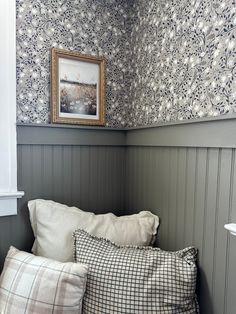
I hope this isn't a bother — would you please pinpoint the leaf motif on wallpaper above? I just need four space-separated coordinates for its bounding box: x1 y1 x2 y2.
129 0 236 126
207 34 215 40
16 0 133 127
16 0 236 127
208 93 215 99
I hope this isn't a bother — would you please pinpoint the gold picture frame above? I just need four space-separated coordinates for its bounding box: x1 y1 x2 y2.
51 48 105 126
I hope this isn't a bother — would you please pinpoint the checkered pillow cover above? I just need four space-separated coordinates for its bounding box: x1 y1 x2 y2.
0 246 88 314
74 229 199 314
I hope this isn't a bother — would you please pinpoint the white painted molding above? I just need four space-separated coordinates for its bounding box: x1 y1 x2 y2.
0 192 25 200
0 0 24 216
224 224 236 237
0 199 18 217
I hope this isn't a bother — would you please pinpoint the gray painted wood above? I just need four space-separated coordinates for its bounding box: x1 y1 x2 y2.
19 118 236 148
126 119 236 148
17 124 126 146
175 148 187 250
213 149 232 314
125 145 236 314
200 148 218 313
1 123 236 314
0 142 126 272
16 144 126 214
184 148 197 247
226 150 236 314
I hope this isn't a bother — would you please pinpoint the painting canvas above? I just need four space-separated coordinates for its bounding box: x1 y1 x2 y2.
51 48 105 125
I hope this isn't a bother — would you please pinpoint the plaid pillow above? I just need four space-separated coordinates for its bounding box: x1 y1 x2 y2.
0 246 88 314
74 229 199 314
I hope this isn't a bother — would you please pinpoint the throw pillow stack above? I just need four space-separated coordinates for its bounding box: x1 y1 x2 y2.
0 199 199 313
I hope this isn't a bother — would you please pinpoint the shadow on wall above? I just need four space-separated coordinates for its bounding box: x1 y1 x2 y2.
197 266 214 314
155 219 213 313
0 200 34 272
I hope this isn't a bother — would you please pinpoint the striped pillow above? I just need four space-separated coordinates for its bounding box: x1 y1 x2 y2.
0 246 88 314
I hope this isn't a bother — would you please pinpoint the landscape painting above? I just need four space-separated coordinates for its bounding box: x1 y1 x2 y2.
60 79 97 116
51 48 105 125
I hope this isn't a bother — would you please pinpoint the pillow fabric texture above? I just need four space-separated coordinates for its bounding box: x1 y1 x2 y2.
73 229 199 314
28 199 159 262
0 246 88 314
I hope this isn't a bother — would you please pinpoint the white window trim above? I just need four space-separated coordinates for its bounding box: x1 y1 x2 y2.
0 0 24 216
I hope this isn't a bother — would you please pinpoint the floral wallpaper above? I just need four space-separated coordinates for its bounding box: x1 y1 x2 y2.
16 0 133 127
129 0 236 127
16 0 236 127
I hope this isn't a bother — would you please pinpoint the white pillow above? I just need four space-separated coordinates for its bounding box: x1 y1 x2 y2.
0 246 88 314
28 199 159 262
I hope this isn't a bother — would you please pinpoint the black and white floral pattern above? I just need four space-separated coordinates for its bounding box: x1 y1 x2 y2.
16 0 236 127
129 0 236 126
16 0 133 127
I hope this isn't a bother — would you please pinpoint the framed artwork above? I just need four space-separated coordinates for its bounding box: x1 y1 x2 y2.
51 48 105 125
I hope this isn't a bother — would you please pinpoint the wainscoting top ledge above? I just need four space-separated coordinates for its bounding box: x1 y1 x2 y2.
16 123 126 131
18 116 236 148
17 124 126 146
126 117 236 148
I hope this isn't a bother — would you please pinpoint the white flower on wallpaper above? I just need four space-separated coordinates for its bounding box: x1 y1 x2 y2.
16 0 133 127
129 0 236 127
16 0 236 127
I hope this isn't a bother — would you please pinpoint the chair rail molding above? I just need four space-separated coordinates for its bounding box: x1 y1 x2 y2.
0 0 24 216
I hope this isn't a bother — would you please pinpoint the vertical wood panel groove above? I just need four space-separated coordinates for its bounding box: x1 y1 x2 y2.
41 145 44 197
11 141 236 314
71 146 75 205
62 146 65 202
174 148 180 248
224 149 235 314
226 148 236 314
183 148 189 247
212 148 221 302
167 148 171 249
216 149 232 314
193 148 199 244
52 146 55 199
159 148 164 243
70 145 73 203
202 148 209 264
185 148 197 247
125 145 236 314
16 144 125 214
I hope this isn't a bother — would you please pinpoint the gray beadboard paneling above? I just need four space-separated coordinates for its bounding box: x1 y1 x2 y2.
0 127 126 272
17 144 126 213
125 145 236 314
1 123 236 314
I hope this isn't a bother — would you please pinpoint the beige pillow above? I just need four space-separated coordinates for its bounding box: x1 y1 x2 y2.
0 246 88 314
28 199 159 262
